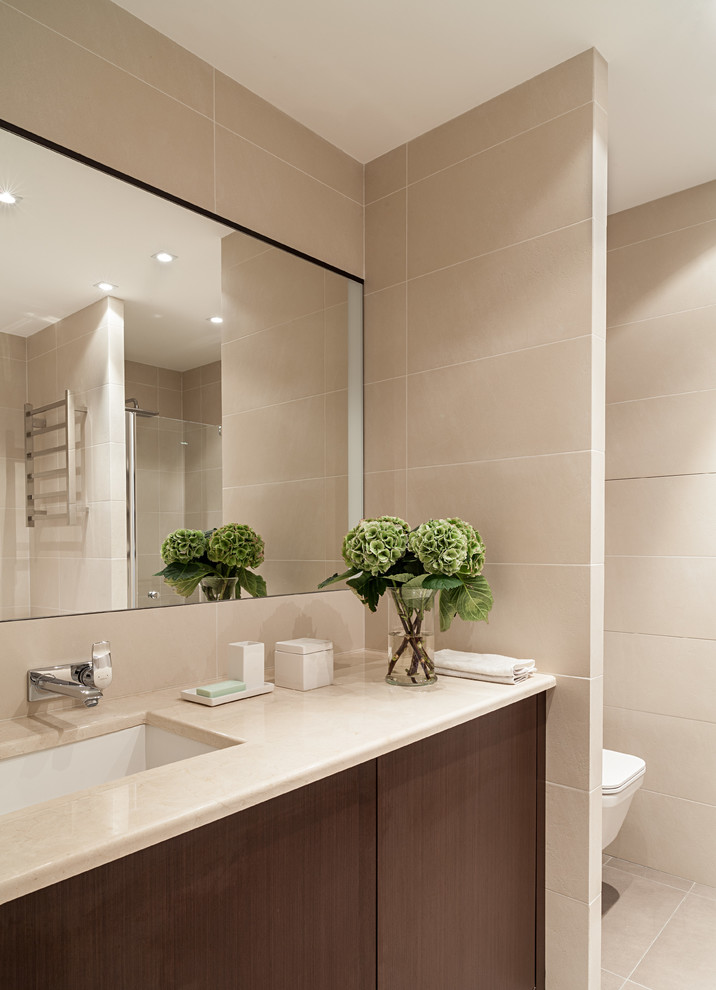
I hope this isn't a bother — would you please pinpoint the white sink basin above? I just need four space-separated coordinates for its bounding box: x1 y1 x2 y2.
0 724 235 817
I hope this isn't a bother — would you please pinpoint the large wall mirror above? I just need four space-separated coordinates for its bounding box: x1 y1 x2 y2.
0 126 363 621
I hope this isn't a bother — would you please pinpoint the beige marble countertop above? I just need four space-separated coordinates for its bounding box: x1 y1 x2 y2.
0 654 555 905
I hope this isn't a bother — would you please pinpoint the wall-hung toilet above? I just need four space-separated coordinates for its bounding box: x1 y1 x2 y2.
602 749 646 849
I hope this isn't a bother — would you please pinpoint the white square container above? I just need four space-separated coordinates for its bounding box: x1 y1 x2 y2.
274 638 333 691
227 641 265 690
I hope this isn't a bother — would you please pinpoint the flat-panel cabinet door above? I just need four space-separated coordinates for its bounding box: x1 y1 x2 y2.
377 698 540 990
0 761 377 990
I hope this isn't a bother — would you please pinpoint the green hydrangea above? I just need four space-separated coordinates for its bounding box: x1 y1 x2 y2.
160 528 206 565
207 523 264 570
408 518 469 575
342 516 410 575
446 517 486 576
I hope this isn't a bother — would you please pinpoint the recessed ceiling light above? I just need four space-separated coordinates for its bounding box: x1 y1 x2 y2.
94 281 117 292
207 316 223 324
152 251 177 263
0 191 21 205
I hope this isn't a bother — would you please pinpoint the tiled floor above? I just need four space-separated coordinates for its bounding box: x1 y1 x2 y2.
601 856 716 990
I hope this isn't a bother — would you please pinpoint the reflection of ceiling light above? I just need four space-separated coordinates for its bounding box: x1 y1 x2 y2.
0 191 21 205
152 251 176 263
94 281 117 292
208 316 223 324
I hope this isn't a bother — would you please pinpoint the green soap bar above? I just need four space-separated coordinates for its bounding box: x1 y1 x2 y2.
196 679 246 698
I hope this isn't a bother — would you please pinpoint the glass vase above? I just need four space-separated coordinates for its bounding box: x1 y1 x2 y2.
200 576 238 602
386 586 437 686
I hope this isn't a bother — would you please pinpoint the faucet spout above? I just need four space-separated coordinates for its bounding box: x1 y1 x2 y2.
30 672 102 707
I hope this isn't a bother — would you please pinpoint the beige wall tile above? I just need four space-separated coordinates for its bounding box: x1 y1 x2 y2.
215 125 362 277
222 314 324 415
407 221 594 373
181 388 201 424
364 189 406 292
323 475 348 561
222 396 324 487
220 230 271 272
325 390 348 477
156 387 181 419
364 378 406 474
608 220 716 328
408 49 598 183
200 384 221 426
157 367 181 391
10 0 215 117
546 783 602 901
125 360 157 387
407 452 593 565
25 325 55 361
200 361 222 386
0 356 26 410
408 104 594 278
546 674 602 790
214 71 362 204
324 303 348 392
0 331 26 362
216 589 364 663
607 306 716 403
604 706 716 805
223 479 324 561
606 475 716 557
365 144 406 204
406 337 593 466
608 178 716 251
255 560 328 597
363 286 407 384
0 4 215 212
364 470 407 520
545 889 601 990
606 391 716 479
605 556 716 639
604 632 716 723
607 789 716 886
221 246 324 342
434 563 594 677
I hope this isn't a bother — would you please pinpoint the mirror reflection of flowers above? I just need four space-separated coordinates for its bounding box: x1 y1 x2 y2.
156 523 267 601
319 516 493 683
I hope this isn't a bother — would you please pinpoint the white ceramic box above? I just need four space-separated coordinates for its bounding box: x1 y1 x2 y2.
227 641 265 690
274 638 333 691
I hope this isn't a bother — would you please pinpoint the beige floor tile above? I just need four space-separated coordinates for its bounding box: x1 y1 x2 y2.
601 972 626 990
632 893 716 990
606 859 693 893
601 866 686 977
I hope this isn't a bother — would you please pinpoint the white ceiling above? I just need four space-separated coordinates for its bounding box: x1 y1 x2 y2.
116 0 716 214
0 129 232 370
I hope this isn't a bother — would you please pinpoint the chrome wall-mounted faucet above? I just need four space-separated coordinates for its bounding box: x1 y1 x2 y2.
27 641 112 709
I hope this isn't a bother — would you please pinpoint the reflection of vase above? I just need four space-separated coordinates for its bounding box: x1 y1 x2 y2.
200 576 238 602
386 586 437 686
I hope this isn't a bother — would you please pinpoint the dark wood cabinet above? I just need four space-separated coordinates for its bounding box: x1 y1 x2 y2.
0 696 544 990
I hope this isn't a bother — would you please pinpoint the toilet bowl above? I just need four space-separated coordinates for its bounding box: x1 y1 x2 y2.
602 749 646 849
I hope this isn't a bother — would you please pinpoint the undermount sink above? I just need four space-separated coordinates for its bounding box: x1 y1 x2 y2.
0 724 237 817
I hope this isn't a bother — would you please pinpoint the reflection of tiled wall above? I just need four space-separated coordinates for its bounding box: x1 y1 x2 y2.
124 360 182 418
182 361 221 426
604 180 716 886
362 50 607 990
27 297 126 615
0 332 29 619
220 231 348 596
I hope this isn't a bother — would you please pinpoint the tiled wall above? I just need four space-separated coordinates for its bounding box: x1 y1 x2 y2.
363 50 607 990
0 333 29 619
604 180 716 885
220 230 348 596
182 361 222 427
27 298 126 615
0 0 362 276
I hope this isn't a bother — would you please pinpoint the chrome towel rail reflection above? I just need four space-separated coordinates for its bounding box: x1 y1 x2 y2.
24 388 87 527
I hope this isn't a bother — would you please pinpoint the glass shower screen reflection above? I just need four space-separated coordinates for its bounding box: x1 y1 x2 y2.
126 410 222 608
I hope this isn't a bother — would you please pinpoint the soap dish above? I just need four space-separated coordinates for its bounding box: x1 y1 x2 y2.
181 682 274 707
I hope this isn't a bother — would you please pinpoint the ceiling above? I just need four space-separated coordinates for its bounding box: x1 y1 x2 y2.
0 128 232 370
115 0 716 214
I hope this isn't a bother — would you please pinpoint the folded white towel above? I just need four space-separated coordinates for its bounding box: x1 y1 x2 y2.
434 649 536 685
